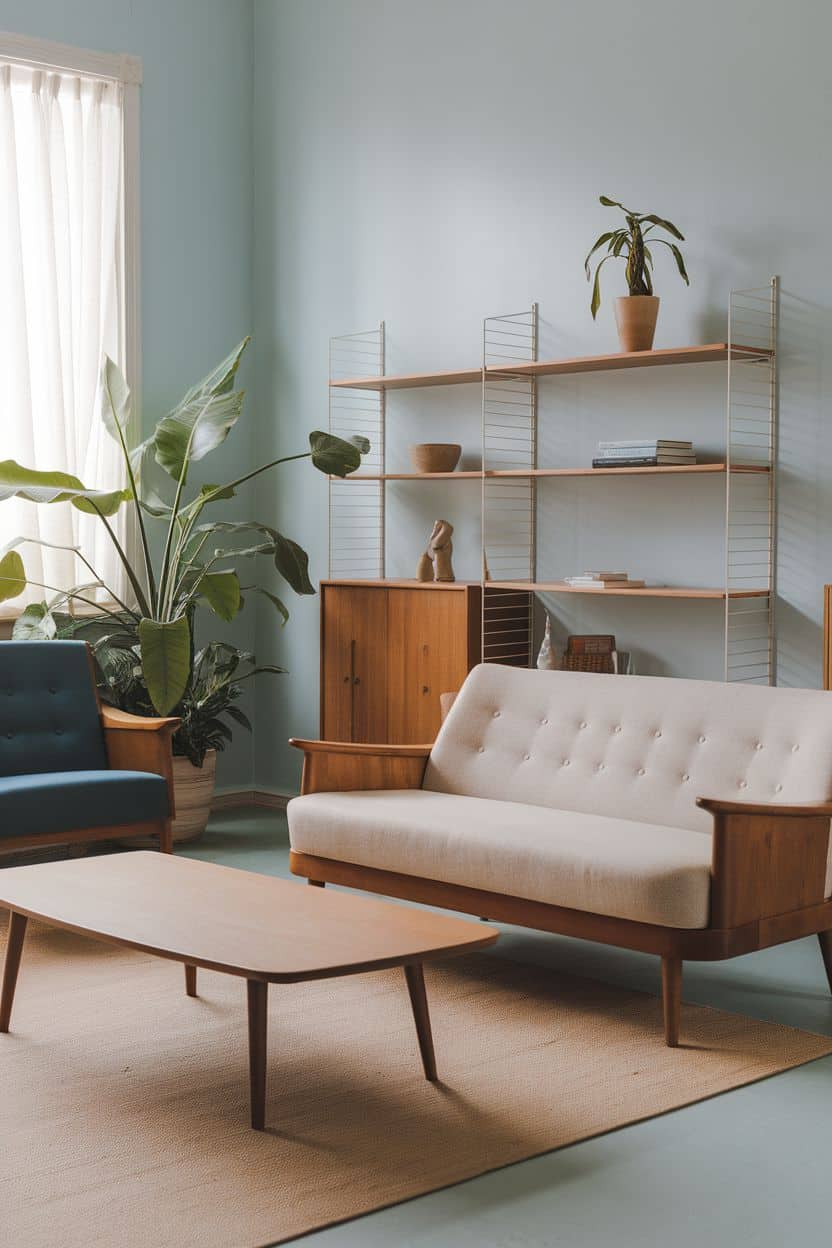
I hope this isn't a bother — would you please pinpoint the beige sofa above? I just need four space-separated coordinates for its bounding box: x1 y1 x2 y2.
288 664 832 1044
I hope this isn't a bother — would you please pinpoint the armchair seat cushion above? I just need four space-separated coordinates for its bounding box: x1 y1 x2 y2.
0 770 169 839
288 789 714 929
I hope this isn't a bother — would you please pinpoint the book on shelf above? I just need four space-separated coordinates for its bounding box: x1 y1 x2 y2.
597 440 693 451
564 574 646 588
592 455 696 468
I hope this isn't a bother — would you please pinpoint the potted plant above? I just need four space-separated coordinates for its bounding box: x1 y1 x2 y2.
584 195 690 352
0 337 367 840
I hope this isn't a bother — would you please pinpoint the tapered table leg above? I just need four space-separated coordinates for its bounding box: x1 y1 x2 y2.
819 930 832 994
662 955 682 1047
0 911 28 1033
247 979 268 1130
404 962 437 1081
185 964 197 997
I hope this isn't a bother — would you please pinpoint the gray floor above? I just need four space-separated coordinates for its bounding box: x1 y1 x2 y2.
185 807 832 1248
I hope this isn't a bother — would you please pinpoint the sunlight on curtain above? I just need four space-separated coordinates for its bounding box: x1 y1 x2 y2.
0 61 127 608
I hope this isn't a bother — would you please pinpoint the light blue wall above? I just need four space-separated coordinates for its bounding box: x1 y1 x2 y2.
0 0 257 786
253 0 832 793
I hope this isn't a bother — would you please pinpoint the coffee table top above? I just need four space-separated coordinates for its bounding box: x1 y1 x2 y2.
0 852 498 982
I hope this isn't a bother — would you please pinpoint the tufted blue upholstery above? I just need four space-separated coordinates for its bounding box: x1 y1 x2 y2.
0 641 107 777
0 770 169 837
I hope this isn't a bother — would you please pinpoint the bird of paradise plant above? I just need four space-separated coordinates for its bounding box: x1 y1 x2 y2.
0 337 367 751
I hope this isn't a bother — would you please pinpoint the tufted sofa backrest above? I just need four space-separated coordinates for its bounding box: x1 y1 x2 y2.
0 641 108 778
423 664 832 833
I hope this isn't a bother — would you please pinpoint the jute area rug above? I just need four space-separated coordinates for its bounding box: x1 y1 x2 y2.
2 914 830 1248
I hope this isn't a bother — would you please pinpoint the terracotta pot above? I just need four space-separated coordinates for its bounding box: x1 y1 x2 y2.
408 443 462 474
614 295 660 353
170 749 217 843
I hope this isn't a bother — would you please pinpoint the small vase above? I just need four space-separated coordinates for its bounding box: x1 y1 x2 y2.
536 614 558 671
614 295 659 352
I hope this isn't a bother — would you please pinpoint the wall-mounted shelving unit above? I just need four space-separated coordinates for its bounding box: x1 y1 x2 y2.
328 278 779 686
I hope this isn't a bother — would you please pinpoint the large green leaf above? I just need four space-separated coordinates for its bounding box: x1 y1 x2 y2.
273 532 314 594
245 585 289 625
11 601 56 640
0 461 129 516
640 214 685 240
0 550 25 602
309 431 369 478
153 339 250 482
200 570 242 621
139 615 191 715
154 389 246 483
99 356 132 446
181 337 250 405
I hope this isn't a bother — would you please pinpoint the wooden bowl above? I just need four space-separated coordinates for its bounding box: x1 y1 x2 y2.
408 443 462 474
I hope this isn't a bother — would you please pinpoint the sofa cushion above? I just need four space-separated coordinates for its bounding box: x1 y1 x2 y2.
424 666 832 846
0 770 169 838
0 641 107 777
288 789 716 929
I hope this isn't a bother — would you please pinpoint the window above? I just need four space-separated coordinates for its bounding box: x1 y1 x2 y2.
0 33 141 610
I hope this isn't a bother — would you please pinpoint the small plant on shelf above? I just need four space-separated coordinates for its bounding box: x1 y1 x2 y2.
584 195 689 352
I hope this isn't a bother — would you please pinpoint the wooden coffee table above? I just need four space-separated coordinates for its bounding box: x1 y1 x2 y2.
0 852 498 1129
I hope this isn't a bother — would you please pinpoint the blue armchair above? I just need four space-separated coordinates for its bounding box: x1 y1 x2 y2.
0 640 178 854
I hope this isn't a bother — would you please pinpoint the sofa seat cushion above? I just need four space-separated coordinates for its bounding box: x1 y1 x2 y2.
288 789 714 929
0 770 169 839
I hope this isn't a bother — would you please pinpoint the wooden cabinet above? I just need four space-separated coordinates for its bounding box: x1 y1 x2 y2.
320 581 482 744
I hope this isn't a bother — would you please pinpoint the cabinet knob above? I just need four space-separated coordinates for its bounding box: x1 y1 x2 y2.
422 685 430 695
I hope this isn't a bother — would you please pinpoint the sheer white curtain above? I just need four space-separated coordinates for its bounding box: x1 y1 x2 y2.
0 61 127 607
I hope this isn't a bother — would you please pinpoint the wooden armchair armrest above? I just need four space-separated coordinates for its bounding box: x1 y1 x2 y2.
101 704 180 815
698 795 832 928
289 738 432 795
101 705 180 734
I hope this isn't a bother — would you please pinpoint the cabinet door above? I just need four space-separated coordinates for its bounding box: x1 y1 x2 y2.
386 589 473 744
321 585 388 742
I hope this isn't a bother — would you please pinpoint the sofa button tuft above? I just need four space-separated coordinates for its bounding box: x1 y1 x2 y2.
738 779 748 789
698 735 706 744
681 773 690 782
478 746 485 754
6 730 13 739
579 721 587 729
653 730 662 739
775 783 783 792
492 710 500 718
755 742 763 751
540 717 549 726
49 686 57 695
637 767 645 776
562 758 570 767
792 744 800 753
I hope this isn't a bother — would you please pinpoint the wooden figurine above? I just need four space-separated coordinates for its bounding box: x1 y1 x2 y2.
416 520 455 583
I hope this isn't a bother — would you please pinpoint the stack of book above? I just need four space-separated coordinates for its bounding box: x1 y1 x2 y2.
592 439 695 468
563 571 646 589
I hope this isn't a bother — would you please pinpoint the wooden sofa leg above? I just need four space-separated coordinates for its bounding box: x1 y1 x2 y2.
661 955 682 1047
159 821 173 854
818 931 832 993
308 879 325 888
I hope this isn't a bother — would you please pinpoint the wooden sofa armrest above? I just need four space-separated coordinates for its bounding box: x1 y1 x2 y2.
698 795 832 928
289 738 432 795
101 704 180 814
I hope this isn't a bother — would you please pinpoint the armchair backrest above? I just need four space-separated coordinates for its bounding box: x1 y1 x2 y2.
0 641 108 777
423 664 832 834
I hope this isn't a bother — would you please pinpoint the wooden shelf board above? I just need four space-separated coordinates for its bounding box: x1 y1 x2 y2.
488 463 768 478
340 471 483 480
331 367 481 391
330 343 772 391
338 463 769 482
487 582 770 600
488 343 773 380
321 578 478 590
